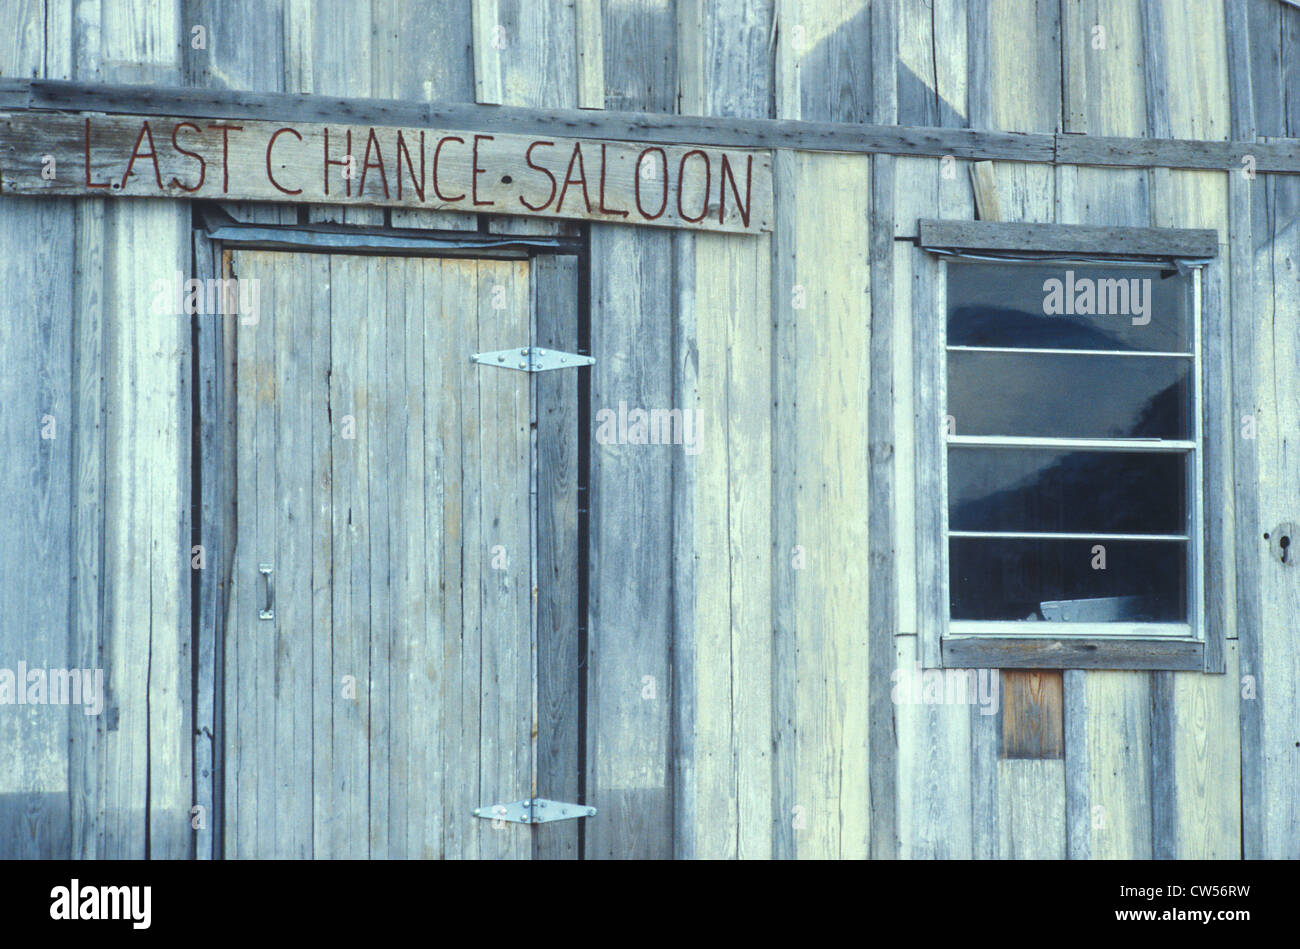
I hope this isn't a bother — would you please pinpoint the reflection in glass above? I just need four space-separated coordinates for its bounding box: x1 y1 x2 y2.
946 260 1192 353
947 351 1192 439
948 448 1187 535
949 538 1187 622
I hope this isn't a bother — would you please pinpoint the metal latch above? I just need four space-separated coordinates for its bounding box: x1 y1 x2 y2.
258 563 274 620
473 798 596 824
471 348 595 372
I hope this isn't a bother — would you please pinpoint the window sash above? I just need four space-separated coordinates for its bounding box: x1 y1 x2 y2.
939 264 1204 639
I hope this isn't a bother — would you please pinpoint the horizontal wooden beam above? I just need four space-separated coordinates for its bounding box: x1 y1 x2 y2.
0 78 1054 163
942 637 1204 671
2 79 1299 173
1055 133 1300 173
918 219 1219 258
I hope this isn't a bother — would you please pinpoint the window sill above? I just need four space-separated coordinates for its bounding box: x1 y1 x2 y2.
941 635 1204 670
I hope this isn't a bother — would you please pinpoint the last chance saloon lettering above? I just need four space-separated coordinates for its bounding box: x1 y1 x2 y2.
0 111 772 234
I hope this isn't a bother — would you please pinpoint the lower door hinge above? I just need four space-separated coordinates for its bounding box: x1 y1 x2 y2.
471 347 595 372
473 799 597 824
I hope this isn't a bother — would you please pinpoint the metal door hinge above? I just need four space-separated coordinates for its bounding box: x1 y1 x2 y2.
473 798 596 824
471 347 595 372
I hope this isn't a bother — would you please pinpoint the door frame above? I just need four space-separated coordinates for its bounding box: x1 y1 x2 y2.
191 208 590 858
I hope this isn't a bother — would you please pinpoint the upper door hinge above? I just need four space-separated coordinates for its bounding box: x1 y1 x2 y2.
471 347 595 372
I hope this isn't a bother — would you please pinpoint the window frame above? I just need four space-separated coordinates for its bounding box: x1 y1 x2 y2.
913 219 1224 673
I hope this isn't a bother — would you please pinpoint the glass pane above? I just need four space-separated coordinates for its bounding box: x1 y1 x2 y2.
948 447 1188 535
947 260 1192 353
947 350 1192 439
949 537 1188 622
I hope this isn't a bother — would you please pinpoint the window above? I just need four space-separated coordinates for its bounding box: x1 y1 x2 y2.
946 259 1200 632
914 220 1225 672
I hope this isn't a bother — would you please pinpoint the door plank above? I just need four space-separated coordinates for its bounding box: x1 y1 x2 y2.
435 258 482 859
328 253 374 858
365 255 394 858
474 258 534 860
273 251 318 857
533 255 582 859
307 253 335 861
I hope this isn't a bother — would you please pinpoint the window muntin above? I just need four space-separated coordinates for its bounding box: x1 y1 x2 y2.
943 259 1202 636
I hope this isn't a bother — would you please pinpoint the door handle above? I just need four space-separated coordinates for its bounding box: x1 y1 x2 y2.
258 563 274 620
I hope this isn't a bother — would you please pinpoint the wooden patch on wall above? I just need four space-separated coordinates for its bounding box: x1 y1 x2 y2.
1001 670 1064 759
0 111 772 235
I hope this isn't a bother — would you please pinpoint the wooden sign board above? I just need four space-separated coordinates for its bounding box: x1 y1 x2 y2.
0 111 772 234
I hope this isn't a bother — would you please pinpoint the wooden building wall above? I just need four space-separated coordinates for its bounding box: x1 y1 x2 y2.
0 0 1296 859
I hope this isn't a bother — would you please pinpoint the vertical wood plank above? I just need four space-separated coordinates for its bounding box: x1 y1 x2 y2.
404 257 440 857
435 258 483 859
895 634 973 858
183 0 285 91
1086 672 1153 858
587 226 676 859
1229 167 1264 858
307 253 334 860
575 0 604 109
533 255 582 859
1063 669 1090 858
997 759 1066 858
1144 0 1240 859
328 253 373 857
1171 641 1242 857
680 0 775 861
867 0 900 849
586 0 680 860
95 0 190 860
274 251 318 857
670 228 699 859
0 198 75 859
474 259 533 860
69 199 106 860
771 151 872 859
472 0 505 104
0 0 44 78
365 257 394 858
101 200 190 859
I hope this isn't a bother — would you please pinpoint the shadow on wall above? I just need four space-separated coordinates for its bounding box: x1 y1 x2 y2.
0 793 72 859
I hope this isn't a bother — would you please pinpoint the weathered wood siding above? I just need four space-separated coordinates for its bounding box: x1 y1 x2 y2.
1 0 1297 860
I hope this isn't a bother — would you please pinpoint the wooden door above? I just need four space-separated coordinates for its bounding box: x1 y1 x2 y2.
224 250 567 859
